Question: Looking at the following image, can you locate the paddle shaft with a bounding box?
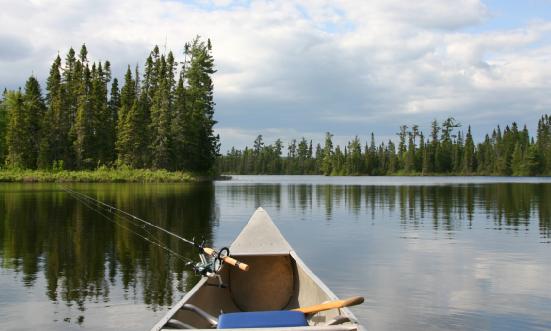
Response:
[292,296,364,314]
[202,247,250,271]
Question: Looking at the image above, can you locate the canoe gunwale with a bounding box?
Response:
[150,277,209,331]
[290,251,360,324]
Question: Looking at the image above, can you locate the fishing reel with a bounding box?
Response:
[190,247,229,276]
[188,244,230,281]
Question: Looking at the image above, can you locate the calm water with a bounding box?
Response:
[1,176,550,330]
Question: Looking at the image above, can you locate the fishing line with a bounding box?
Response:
[61,185,195,264]
[60,186,197,246]
[67,187,165,247]
[71,191,193,264]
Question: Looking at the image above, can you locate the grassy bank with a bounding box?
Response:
[0,168,216,183]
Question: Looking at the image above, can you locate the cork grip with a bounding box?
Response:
[202,247,250,271]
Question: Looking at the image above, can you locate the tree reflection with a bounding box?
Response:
[222,183,551,238]
[0,183,215,312]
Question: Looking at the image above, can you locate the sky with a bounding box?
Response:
[1,0,551,151]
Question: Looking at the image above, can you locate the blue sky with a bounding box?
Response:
[1,0,551,150]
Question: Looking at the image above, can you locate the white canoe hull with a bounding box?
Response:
[151,208,364,330]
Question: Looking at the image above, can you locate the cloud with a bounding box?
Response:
[0,34,33,61]
[1,0,551,149]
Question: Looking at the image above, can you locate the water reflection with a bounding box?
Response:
[1,180,550,331]
[0,183,216,314]
[219,183,551,238]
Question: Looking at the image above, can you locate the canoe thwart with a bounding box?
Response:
[180,303,218,327]
[292,296,365,315]
[202,247,250,271]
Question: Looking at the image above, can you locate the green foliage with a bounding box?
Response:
[5,90,34,168]
[218,116,551,177]
[0,168,198,182]
[0,91,6,166]
[2,38,219,176]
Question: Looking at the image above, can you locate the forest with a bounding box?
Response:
[218,116,551,176]
[0,37,219,173]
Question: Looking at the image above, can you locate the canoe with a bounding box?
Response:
[151,207,365,330]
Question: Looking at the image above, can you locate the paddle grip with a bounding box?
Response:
[342,296,364,307]
[292,296,365,314]
[202,247,249,271]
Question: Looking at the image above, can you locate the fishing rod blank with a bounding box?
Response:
[60,185,249,272]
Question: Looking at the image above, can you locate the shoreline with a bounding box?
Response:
[0,169,230,183]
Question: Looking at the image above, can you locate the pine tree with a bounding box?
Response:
[463,126,475,174]
[404,129,415,173]
[73,64,94,168]
[170,74,187,170]
[181,37,220,172]
[118,100,146,168]
[5,90,34,168]
[511,142,524,176]
[115,67,137,165]
[0,90,6,165]
[38,55,64,169]
[109,78,120,126]
[321,132,333,175]
[93,62,115,166]
[23,76,46,168]
[347,136,362,175]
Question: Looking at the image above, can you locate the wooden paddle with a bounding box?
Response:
[292,296,364,315]
[202,247,250,271]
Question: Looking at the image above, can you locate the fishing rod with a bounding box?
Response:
[59,185,249,277]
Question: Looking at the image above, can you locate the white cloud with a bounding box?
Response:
[1,0,551,149]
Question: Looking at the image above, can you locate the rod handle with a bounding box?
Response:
[292,296,365,314]
[202,247,249,271]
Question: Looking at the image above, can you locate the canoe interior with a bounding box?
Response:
[157,252,360,330]
[153,208,362,331]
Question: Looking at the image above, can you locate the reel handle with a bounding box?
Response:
[202,247,249,271]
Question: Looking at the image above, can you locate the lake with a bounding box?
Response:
[1,176,550,330]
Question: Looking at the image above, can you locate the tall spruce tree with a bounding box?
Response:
[73,63,94,168]
[149,53,173,169]
[38,55,64,169]
[181,37,219,172]
[93,62,115,165]
[23,76,46,168]
[0,90,6,165]
[116,66,136,154]
[109,78,120,129]
[463,126,475,174]
[5,90,35,168]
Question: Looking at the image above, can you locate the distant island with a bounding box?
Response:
[0,37,219,182]
[218,116,551,176]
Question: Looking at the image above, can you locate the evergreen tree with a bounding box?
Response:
[511,142,524,176]
[0,90,6,165]
[109,78,120,126]
[73,64,94,168]
[181,37,219,172]
[346,136,362,175]
[321,132,333,175]
[116,67,137,166]
[170,74,187,170]
[23,76,46,168]
[149,53,174,169]
[38,55,66,169]
[93,62,115,166]
[463,126,475,174]
[5,90,35,168]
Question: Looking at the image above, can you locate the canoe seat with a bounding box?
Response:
[218,311,308,329]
